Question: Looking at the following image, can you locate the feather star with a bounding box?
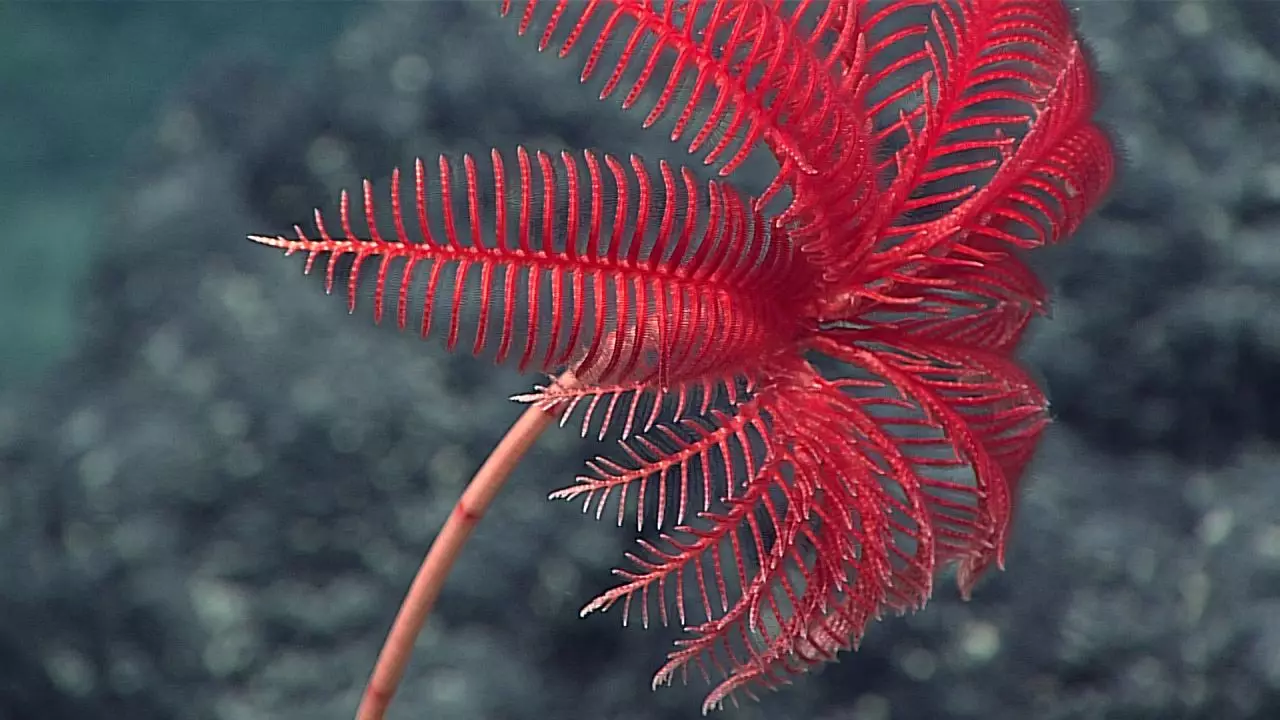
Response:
[250,0,1114,712]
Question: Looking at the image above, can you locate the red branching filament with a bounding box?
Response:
[251,0,1113,711]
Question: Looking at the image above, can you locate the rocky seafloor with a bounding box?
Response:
[2,2,1279,719]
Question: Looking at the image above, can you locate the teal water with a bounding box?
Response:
[1,0,362,390]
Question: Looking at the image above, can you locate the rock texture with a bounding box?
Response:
[2,3,1278,720]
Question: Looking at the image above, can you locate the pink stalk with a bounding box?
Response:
[356,372,577,720]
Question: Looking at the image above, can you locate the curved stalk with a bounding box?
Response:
[356,372,577,720]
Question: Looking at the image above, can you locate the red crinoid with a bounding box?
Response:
[250,0,1113,716]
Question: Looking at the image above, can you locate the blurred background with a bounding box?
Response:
[2,1,1279,719]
